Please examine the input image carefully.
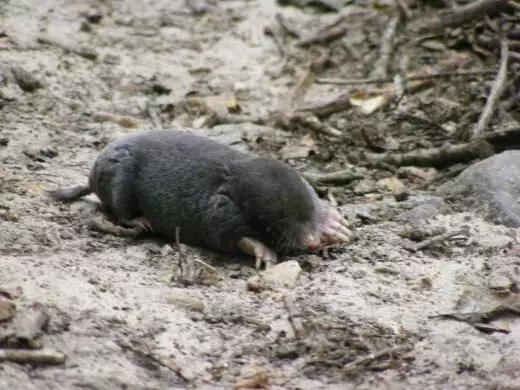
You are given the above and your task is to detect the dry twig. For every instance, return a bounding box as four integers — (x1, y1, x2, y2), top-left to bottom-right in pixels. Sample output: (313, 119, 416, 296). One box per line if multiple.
(298, 18, 346, 47)
(283, 295, 305, 338)
(395, 0, 412, 19)
(410, 0, 509, 31)
(0, 348, 66, 365)
(470, 39, 509, 139)
(359, 139, 494, 168)
(295, 92, 351, 117)
(146, 101, 163, 129)
(403, 229, 470, 253)
(370, 16, 400, 79)
(274, 13, 300, 39)
(303, 169, 362, 186)
(343, 344, 412, 375)
(116, 339, 193, 381)
(38, 35, 98, 60)
(290, 114, 343, 138)
(316, 69, 496, 86)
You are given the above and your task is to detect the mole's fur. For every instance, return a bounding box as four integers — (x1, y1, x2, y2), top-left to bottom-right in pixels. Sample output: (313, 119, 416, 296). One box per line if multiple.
(47, 130, 352, 266)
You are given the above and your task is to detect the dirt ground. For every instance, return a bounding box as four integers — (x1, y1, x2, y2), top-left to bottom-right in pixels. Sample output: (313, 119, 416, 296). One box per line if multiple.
(2, 0, 520, 389)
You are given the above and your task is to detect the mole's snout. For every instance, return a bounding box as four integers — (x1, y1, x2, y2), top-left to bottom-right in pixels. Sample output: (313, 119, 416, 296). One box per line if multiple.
(301, 233, 321, 251)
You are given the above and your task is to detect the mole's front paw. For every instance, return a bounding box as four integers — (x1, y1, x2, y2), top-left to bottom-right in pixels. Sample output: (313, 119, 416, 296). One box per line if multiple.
(238, 237, 277, 270)
(320, 207, 353, 245)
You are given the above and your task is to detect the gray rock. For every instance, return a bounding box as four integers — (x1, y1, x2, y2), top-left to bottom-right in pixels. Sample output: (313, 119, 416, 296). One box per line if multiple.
(395, 204, 442, 227)
(395, 195, 449, 227)
(440, 151, 520, 227)
(247, 260, 302, 292)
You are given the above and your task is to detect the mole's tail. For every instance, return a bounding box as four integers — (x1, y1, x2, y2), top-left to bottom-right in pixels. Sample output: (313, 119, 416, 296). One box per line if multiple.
(46, 185, 92, 203)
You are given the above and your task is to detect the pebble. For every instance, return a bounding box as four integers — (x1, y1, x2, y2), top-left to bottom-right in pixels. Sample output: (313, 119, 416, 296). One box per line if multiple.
(247, 260, 302, 292)
(166, 292, 205, 313)
(487, 273, 512, 295)
(11, 66, 43, 92)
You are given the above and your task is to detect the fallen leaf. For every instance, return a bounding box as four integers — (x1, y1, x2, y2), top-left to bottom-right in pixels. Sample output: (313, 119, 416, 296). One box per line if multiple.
(0, 300, 16, 322)
(234, 370, 270, 390)
(226, 96, 241, 113)
(349, 91, 388, 115)
(166, 292, 205, 313)
(280, 133, 317, 160)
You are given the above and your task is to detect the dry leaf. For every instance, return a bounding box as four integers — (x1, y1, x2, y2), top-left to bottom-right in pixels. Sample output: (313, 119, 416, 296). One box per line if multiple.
(0, 300, 16, 322)
(234, 370, 270, 390)
(280, 133, 317, 159)
(349, 91, 388, 115)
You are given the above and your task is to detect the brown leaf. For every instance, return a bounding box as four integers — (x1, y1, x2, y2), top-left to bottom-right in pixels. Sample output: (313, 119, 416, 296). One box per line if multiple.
(0, 300, 16, 322)
(280, 133, 317, 160)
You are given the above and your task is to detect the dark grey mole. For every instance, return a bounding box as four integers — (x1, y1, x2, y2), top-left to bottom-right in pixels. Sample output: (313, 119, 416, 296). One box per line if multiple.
(47, 130, 352, 268)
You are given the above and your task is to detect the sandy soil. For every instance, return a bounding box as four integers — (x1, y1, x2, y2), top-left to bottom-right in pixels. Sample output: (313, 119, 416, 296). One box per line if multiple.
(1, 0, 520, 389)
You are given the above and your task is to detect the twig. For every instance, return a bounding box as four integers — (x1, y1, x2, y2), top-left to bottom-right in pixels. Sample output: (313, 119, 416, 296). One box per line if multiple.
(298, 25, 346, 47)
(295, 92, 351, 117)
(171, 227, 189, 282)
(358, 139, 494, 168)
(361, 123, 520, 173)
(146, 101, 163, 129)
(91, 111, 139, 128)
(303, 169, 363, 186)
(470, 40, 509, 139)
(343, 344, 412, 374)
(193, 258, 217, 273)
(38, 35, 98, 60)
(0, 348, 66, 365)
(274, 13, 300, 39)
(287, 52, 329, 110)
(263, 26, 286, 56)
(411, 0, 509, 31)
(418, 164, 467, 189)
(116, 339, 193, 381)
(289, 66, 316, 110)
(403, 229, 470, 253)
(283, 294, 305, 338)
(290, 114, 343, 138)
(316, 69, 496, 85)
(370, 16, 400, 79)
(394, 0, 412, 19)
(213, 113, 264, 126)
(175, 227, 184, 274)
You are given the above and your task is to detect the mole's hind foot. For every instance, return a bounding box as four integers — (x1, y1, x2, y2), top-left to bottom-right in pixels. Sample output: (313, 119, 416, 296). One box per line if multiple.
(89, 216, 151, 237)
(320, 207, 353, 245)
(238, 237, 277, 270)
(121, 217, 154, 233)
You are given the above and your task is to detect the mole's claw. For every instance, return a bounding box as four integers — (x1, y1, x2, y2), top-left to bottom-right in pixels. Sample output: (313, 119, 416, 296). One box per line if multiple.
(238, 237, 277, 270)
(121, 217, 154, 234)
(318, 206, 353, 245)
(322, 230, 352, 244)
(327, 219, 352, 237)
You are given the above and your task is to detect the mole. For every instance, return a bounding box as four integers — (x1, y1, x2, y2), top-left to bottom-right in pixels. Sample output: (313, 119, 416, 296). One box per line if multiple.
(47, 130, 352, 269)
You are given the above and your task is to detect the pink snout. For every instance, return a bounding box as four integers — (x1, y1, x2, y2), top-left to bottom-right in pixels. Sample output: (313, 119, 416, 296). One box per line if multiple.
(301, 233, 322, 252)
